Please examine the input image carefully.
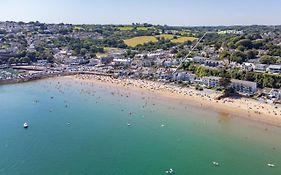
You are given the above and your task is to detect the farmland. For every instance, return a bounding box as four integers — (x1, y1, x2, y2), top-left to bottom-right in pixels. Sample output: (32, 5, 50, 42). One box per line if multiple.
(158, 34, 198, 43)
(136, 26, 155, 31)
(158, 34, 175, 40)
(118, 26, 156, 31)
(118, 26, 134, 31)
(124, 36, 158, 47)
(171, 36, 198, 43)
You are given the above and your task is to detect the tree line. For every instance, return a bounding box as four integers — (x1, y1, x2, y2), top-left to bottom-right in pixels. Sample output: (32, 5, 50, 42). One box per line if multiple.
(181, 62, 281, 89)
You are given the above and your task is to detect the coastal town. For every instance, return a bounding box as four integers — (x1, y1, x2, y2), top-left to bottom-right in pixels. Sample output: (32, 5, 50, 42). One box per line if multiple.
(0, 21, 280, 105)
(2, 1, 281, 175)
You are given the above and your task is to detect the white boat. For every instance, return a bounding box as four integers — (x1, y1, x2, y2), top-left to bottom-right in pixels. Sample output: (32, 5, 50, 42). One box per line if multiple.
(169, 169, 173, 173)
(23, 122, 29, 128)
(127, 123, 131, 126)
(267, 163, 275, 167)
(213, 161, 219, 166)
(165, 168, 174, 174)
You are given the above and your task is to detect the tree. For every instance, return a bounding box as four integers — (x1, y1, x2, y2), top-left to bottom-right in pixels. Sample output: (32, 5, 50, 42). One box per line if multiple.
(19, 57, 31, 63)
(237, 45, 246, 51)
(219, 50, 230, 60)
(40, 49, 54, 63)
(252, 39, 265, 49)
(246, 49, 258, 60)
(219, 77, 231, 89)
(230, 51, 247, 63)
(8, 57, 17, 64)
(218, 68, 233, 97)
(263, 75, 275, 88)
(80, 48, 88, 56)
(219, 75, 233, 97)
(259, 55, 277, 64)
(235, 39, 253, 49)
(26, 52, 37, 62)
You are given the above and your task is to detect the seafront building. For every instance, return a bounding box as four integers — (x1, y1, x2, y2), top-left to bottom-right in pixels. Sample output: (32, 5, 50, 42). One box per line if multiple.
(267, 65, 281, 74)
(0, 21, 280, 102)
(202, 76, 221, 88)
(231, 79, 257, 95)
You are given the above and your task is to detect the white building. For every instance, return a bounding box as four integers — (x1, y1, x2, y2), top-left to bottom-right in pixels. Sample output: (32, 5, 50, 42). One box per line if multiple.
(113, 58, 132, 66)
(202, 76, 221, 88)
(254, 64, 268, 72)
(242, 63, 254, 71)
(267, 65, 281, 74)
(268, 89, 281, 101)
(172, 72, 196, 82)
(231, 79, 257, 95)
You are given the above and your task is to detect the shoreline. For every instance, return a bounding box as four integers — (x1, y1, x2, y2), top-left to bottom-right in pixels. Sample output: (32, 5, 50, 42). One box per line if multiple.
(69, 74, 281, 127)
(1, 73, 281, 127)
(0, 71, 111, 85)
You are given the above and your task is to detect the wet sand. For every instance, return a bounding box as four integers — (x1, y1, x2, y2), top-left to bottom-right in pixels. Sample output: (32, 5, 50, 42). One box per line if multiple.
(66, 75, 281, 127)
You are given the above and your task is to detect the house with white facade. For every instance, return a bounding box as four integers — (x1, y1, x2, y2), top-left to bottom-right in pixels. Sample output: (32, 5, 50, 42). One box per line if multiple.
(172, 71, 196, 82)
(268, 89, 281, 102)
(267, 65, 281, 74)
(202, 76, 221, 88)
(254, 64, 268, 72)
(231, 79, 257, 95)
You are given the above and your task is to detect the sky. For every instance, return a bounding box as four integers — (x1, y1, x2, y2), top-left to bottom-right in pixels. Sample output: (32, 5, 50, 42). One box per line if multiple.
(1, 0, 281, 26)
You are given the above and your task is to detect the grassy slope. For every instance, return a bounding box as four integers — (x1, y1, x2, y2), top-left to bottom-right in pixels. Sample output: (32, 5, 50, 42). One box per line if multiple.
(124, 36, 158, 47)
(158, 34, 175, 40)
(171, 36, 198, 43)
(118, 26, 134, 31)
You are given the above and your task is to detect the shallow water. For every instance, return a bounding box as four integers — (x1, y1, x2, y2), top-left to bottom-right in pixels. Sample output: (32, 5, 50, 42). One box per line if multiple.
(0, 78, 281, 175)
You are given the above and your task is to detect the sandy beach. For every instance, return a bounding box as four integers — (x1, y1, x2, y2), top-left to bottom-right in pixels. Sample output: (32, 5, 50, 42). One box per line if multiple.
(66, 74, 281, 127)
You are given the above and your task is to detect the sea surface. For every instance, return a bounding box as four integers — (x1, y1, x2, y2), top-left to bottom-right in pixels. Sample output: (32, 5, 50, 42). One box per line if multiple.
(0, 78, 281, 175)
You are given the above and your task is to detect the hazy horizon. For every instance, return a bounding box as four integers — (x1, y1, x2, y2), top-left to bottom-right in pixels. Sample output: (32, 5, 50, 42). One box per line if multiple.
(1, 0, 281, 26)
(1, 20, 281, 27)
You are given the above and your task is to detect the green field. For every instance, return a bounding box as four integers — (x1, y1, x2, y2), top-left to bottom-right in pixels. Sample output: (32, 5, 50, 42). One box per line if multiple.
(103, 47, 120, 51)
(118, 26, 155, 31)
(158, 34, 197, 43)
(124, 36, 158, 47)
(124, 35, 197, 47)
(171, 36, 198, 43)
(158, 34, 175, 40)
(73, 26, 84, 31)
(96, 52, 108, 58)
(96, 47, 121, 58)
(118, 26, 134, 31)
(136, 26, 155, 31)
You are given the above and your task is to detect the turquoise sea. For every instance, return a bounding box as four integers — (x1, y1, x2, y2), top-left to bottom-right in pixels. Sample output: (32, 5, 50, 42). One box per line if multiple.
(0, 78, 281, 175)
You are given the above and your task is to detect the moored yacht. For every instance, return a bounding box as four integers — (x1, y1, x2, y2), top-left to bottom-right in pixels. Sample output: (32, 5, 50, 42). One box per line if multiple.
(213, 161, 219, 166)
(267, 163, 275, 167)
(165, 168, 174, 174)
(23, 122, 29, 128)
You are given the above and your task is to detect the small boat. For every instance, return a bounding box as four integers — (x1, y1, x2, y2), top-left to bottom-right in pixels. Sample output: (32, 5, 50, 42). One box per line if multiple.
(267, 163, 275, 167)
(161, 124, 165, 127)
(169, 169, 173, 173)
(127, 123, 131, 126)
(165, 168, 174, 174)
(213, 161, 219, 166)
(23, 122, 29, 128)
